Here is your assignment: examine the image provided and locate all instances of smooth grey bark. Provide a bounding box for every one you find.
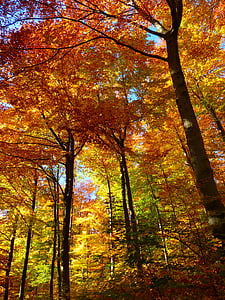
[3,0,225,242]
[165,32,225,239]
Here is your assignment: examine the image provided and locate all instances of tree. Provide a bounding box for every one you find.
[1,0,225,239]
[46,166,62,300]
[3,216,17,300]
[19,174,38,300]
[1,1,225,298]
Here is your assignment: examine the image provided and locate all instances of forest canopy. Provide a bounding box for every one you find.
[0,0,225,299]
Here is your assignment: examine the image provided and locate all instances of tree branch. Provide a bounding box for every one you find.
[132,0,168,34]
[78,20,168,61]
[166,0,183,32]
[42,113,66,151]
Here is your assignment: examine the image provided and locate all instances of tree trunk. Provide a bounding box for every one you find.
[57,197,62,300]
[120,160,131,244]
[155,204,169,265]
[50,178,59,300]
[61,131,74,300]
[120,153,142,271]
[4,218,17,300]
[206,104,225,143]
[106,177,115,277]
[19,175,38,300]
[166,32,225,239]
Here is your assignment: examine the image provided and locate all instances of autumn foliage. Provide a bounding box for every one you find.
[0,0,225,299]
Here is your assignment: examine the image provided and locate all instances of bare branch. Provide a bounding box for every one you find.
[42,113,66,150]
[131,22,166,38]
[1,141,60,149]
[74,141,86,157]
[24,134,58,145]
[78,20,168,61]
[12,35,105,52]
[0,50,60,83]
[0,149,50,162]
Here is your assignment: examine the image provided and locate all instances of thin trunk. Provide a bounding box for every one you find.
[191,82,225,143]
[206,104,225,143]
[120,160,131,244]
[50,179,58,300]
[4,219,17,300]
[155,204,169,265]
[166,33,225,239]
[148,177,170,266]
[121,153,142,271]
[43,116,85,299]
[121,154,137,233]
[158,168,189,261]
[61,131,74,300]
[19,226,32,300]
[57,197,62,300]
[174,126,194,171]
[106,177,115,277]
[19,176,38,300]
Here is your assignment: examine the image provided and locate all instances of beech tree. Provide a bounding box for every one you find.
[1,1,225,299]
[19,174,38,300]
[0,68,86,300]
[1,0,225,239]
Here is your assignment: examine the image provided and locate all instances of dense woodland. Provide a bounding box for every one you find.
[0,0,225,299]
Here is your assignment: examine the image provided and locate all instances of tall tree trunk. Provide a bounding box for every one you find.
[120,160,131,245]
[166,32,225,239]
[148,178,170,266]
[50,176,59,300]
[120,153,142,271]
[121,154,137,234]
[106,177,115,277]
[61,131,74,300]
[4,218,17,300]
[155,204,169,265]
[57,196,62,300]
[19,175,38,300]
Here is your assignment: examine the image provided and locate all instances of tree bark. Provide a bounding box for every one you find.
[166,32,225,239]
[57,197,62,300]
[206,104,225,143]
[120,160,131,244]
[50,176,60,300]
[61,130,74,300]
[106,177,115,277]
[155,204,169,265]
[120,153,142,271]
[4,218,17,300]
[43,116,85,300]
[19,175,38,300]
